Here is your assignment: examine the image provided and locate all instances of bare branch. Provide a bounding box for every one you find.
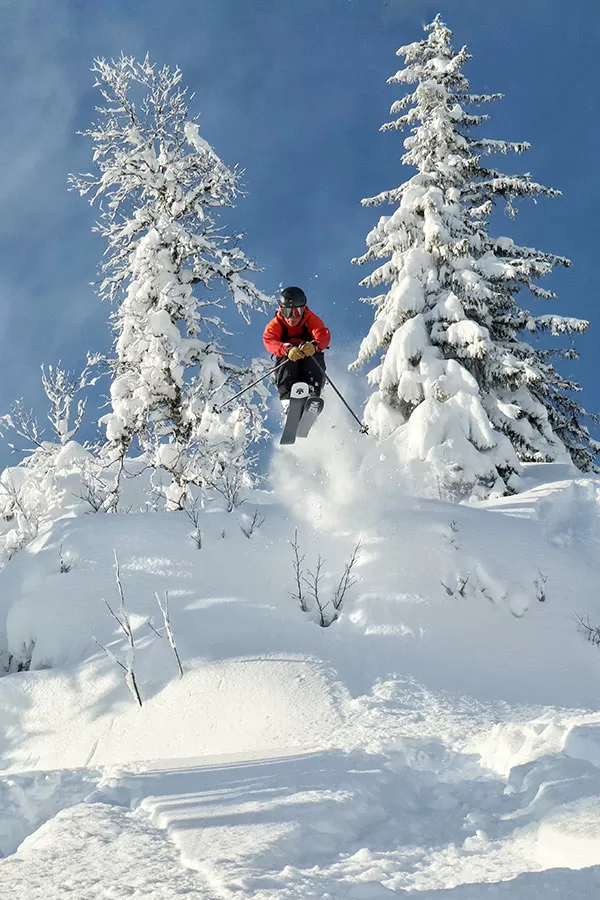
[289,529,308,612]
[100,550,143,706]
[332,542,361,612]
[156,590,184,678]
[576,614,600,646]
[2,401,44,450]
[113,550,128,628]
[41,360,100,445]
[93,635,128,672]
[303,556,330,627]
[103,600,127,638]
[184,501,202,549]
[206,465,246,512]
[146,619,164,639]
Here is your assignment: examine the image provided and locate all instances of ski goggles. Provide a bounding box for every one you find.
[280,306,304,318]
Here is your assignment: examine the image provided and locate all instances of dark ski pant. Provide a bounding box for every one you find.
[274,352,326,400]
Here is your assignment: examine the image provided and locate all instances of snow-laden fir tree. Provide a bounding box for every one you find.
[71,56,271,510]
[352,15,598,499]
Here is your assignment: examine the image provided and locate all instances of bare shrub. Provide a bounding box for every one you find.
[240,509,265,539]
[291,533,361,626]
[576,614,600,646]
[185,502,203,549]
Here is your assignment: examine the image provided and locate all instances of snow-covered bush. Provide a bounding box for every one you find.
[71,55,271,509]
[352,15,598,500]
[0,363,106,559]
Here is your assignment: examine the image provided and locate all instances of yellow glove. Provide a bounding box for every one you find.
[287,346,304,362]
[301,342,317,357]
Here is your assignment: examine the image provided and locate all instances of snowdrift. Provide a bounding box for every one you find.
[1,461,600,897]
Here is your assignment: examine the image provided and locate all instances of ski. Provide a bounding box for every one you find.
[279,382,310,445]
[296,396,324,439]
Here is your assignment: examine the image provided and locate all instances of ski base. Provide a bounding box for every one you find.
[296,396,324,439]
[279,383,310,445]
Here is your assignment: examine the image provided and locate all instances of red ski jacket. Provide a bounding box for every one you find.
[263,307,331,358]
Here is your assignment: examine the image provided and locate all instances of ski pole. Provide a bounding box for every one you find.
[312,358,368,434]
[213,358,288,413]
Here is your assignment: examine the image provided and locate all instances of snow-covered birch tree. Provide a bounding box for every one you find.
[71,55,271,509]
[352,15,598,499]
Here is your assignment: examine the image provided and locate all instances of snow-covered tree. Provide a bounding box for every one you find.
[352,16,598,499]
[71,56,271,509]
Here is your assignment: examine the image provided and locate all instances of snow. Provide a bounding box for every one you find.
[0,419,600,898]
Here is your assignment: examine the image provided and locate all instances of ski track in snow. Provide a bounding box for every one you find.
[1,462,600,896]
[4,717,600,898]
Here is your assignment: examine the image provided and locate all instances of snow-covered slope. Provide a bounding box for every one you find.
[1,443,600,897]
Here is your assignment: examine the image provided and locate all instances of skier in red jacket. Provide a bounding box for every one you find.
[263,286,331,403]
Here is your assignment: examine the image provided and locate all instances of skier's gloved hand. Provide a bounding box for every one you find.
[301,342,317,357]
[287,346,305,362]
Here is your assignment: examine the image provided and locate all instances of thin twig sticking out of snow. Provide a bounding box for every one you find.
[576,614,600,646]
[240,509,265,539]
[289,529,308,612]
[156,590,184,678]
[535,570,548,602]
[113,550,143,706]
[113,549,127,618]
[332,543,361,613]
[185,502,202,549]
[93,551,143,707]
[304,556,329,627]
[58,544,72,573]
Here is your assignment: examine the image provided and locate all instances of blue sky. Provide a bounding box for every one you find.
[1,0,598,457]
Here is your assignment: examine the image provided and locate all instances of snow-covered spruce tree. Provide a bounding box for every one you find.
[352,16,598,499]
[71,56,270,510]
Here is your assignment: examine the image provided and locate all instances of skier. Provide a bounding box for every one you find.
[262,286,331,405]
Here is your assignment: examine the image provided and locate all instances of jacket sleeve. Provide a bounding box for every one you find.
[263,317,289,357]
[305,311,331,351]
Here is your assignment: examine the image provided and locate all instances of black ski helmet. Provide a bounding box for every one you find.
[279,286,307,309]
